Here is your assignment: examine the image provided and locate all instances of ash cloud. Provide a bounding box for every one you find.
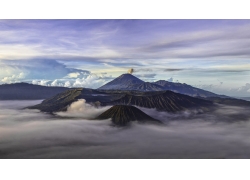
[1,100,250,158]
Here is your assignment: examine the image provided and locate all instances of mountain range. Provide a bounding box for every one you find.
[98,73,226,98]
[24,73,250,126]
[29,88,214,113]
[0,73,226,100]
[101,90,213,112]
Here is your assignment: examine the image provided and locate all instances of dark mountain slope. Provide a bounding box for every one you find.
[29,87,214,113]
[0,82,68,100]
[96,105,161,126]
[101,91,213,112]
[28,88,124,113]
[29,88,83,112]
[126,82,164,91]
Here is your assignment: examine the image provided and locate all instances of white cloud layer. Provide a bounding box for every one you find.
[195,82,250,97]
[1,100,250,158]
[0,59,112,88]
[56,99,111,119]
[31,74,111,88]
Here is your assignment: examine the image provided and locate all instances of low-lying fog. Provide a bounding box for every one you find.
[1,100,250,159]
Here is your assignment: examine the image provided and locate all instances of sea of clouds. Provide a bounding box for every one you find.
[1,100,250,159]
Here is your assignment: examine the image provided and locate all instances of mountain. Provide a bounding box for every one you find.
[28,88,123,113]
[29,86,250,114]
[98,73,144,90]
[98,74,226,98]
[101,90,213,112]
[153,80,225,98]
[0,82,69,100]
[29,88,83,112]
[0,74,227,101]
[28,87,214,113]
[96,105,161,126]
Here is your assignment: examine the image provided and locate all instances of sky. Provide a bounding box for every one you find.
[0,19,250,96]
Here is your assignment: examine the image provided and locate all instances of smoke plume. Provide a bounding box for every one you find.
[128,68,134,74]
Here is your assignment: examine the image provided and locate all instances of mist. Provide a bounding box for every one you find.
[56,99,111,119]
[1,100,250,158]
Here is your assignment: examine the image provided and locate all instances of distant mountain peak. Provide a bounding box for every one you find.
[115,73,143,81]
[98,73,144,90]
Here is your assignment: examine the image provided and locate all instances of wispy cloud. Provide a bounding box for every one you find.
[164,68,184,72]
[0,59,89,82]
[0,20,250,96]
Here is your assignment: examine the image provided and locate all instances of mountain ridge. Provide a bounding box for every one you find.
[153,80,225,98]
[101,90,213,112]
[0,82,69,100]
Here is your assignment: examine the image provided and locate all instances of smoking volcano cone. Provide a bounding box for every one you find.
[98,73,144,90]
[96,105,161,126]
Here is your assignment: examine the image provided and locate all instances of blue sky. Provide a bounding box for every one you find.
[0,19,250,96]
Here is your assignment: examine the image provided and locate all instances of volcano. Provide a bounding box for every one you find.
[96,105,161,126]
[98,73,144,90]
